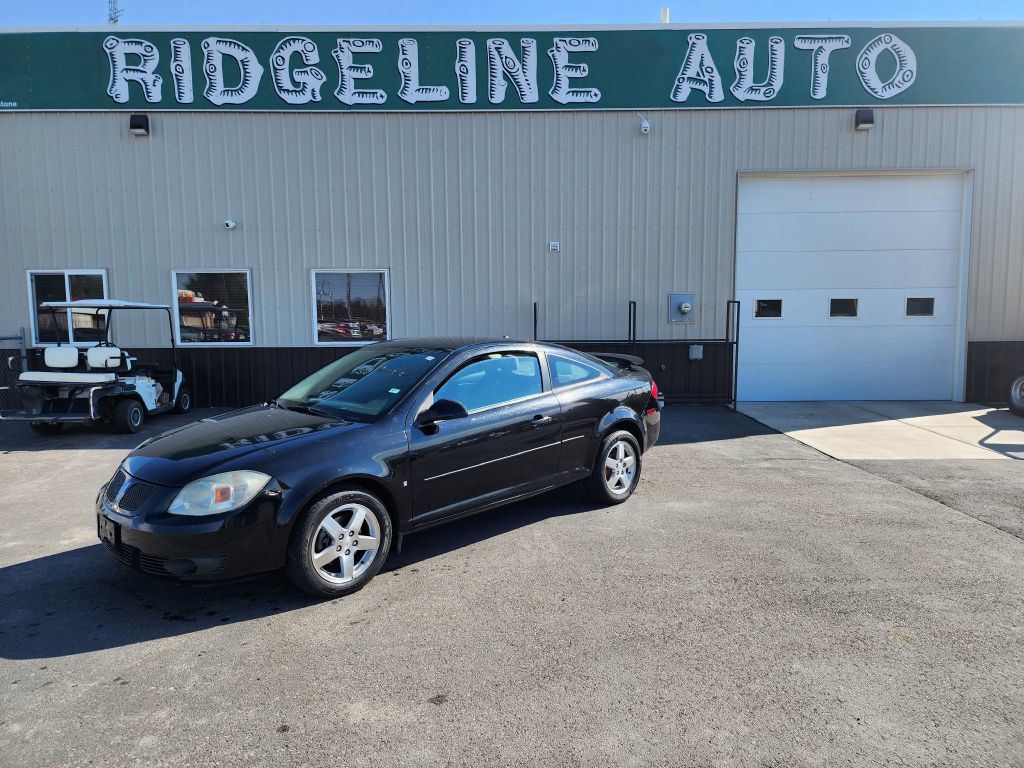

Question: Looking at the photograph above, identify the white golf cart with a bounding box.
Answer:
[0,300,192,435]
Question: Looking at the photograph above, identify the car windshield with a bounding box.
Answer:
[276,346,448,422]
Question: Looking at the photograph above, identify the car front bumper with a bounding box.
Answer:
[95,477,291,582]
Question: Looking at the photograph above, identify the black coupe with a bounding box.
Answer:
[96,339,662,597]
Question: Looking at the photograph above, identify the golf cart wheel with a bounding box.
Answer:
[1009,368,1024,417]
[30,422,63,436]
[286,486,393,599]
[174,388,193,414]
[581,429,642,505]
[112,399,145,434]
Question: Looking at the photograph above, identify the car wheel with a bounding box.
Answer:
[286,486,393,599]
[112,399,144,434]
[30,422,63,436]
[581,429,642,505]
[173,388,193,414]
[1009,368,1024,417]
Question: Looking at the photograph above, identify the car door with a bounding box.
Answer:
[547,353,616,477]
[408,349,562,523]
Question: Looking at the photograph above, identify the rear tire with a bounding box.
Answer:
[173,388,193,415]
[112,399,144,434]
[286,486,393,599]
[30,422,63,436]
[1009,368,1024,417]
[581,429,642,505]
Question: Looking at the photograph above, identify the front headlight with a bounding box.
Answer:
[167,471,272,516]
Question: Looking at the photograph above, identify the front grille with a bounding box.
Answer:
[101,537,138,567]
[117,482,155,512]
[102,539,227,578]
[105,469,127,503]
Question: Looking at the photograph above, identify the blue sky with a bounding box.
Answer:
[2,0,1022,26]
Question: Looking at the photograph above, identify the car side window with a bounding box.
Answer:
[549,355,604,389]
[435,353,543,412]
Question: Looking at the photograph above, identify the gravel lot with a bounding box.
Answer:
[1,406,1022,767]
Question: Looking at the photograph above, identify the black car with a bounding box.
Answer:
[96,339,662,598]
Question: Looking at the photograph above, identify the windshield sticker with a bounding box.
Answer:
[388,388,401,394]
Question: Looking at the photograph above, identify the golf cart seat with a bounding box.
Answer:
[16,345,116,385]
[18,371,116,384]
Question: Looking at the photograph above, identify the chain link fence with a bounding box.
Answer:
[0,329,27,413]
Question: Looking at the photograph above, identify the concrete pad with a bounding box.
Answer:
[738,401,1011,461]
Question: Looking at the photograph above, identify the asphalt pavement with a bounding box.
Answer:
[1,406,1022,767]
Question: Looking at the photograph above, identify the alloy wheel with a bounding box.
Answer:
[310,503,381,584]
[603,439,637,495]
[1012,376,1024,410]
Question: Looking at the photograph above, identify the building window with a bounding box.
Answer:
[906,297,935,317]
[829,298,859,318]
[27,270,108,345]
[312,270,389,345]
[754,299,782,318]
[172,270,253,345]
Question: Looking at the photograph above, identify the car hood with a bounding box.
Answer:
[122,405,359,486]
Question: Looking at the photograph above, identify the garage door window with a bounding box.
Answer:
[28,270,108,345]
[173,270,253,345]
[829,298,859,318]
[312,270,390,346]
[906,297,935,317]
[754,299,782,318]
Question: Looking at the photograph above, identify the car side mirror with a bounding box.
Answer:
[415,398,469,430]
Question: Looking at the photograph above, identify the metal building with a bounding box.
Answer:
[1,23,1022,406]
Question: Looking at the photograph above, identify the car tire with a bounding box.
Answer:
[112,399,145,434]
[30,422,63,436]
[173,388,193,414]
[581,429,642,505]
[1009,368,1024,417]
[286,486,393,599]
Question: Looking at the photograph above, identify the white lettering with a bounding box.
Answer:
[670,33,723,103]
[201,37,264,105]
[486,38,538,104]
[548,37,601,104]
[731,36,784,102]
[857,33,917,99]
[454,38,476,104]
[169,38,193,104]
[103,36,162,104]
[397,38,450,104]
[332,38,387,105]
[793,35,850,100]
[271,37,326,104]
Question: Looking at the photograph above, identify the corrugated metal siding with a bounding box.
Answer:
[1,106,1023,346]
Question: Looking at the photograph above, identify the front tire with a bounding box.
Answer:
[112,399,144,434]
[581,429,642,505]
[286,486,393,599]
[1009,368,1024,417]
[30,422,63,436]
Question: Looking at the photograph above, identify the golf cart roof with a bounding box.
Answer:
[41,299,170,310]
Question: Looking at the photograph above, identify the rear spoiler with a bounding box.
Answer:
[591,352,645,370]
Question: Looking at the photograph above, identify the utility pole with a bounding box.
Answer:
[107,0,125,25]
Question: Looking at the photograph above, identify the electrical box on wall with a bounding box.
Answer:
[668,293,696,324]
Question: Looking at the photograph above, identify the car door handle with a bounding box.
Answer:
[530,415,553,428]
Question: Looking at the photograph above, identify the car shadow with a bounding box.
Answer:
[0,486,593,660]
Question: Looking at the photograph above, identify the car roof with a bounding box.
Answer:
[374,337,536,353]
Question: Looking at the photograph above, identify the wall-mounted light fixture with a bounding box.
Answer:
[854,108,875,131]
[637,112,650,136]
[129,114,150,136]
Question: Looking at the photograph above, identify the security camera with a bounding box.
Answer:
[639,117,650,135]
[224,219,237,230]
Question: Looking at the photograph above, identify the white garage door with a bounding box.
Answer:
[736,174,965,401]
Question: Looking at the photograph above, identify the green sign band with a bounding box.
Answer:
[1,26,1023,111]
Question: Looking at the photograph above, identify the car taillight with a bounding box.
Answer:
[647,380,663,414]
